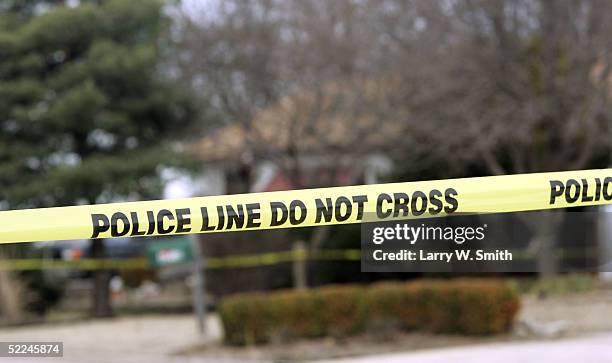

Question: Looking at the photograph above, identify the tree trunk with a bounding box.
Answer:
[532,227,558,277]
[521,211,565,278]
[306,225,333,287]
[91,239,113,317]
[0,269,24,323]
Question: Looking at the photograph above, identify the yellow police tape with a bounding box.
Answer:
[0,257,149,271]
[0,247,597,271]
[1,169,612,244]
[0,249,362,271]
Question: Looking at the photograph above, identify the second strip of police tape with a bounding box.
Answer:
[0,247,597,271]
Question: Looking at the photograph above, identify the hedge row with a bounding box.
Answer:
[219,279,520,345]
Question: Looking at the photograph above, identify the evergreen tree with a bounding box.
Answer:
[0,0,196,316]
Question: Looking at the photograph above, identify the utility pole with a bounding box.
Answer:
[292,240,307,289]
[190,235,206,334]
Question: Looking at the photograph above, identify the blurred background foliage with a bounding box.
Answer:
[1,0,612,324]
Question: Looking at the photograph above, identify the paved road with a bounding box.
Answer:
[318,333,612,363]
[3,315,612,363]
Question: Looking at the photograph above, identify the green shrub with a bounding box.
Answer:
[318,285,368,336]
[219,279,520,345]
[269,290,325,340]
[219,293,276,345]
[366,282,422,330]
[426,279,521,334]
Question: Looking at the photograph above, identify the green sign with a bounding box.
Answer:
[147,237,194,268]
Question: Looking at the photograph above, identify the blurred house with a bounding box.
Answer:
[192,80,398,195]
[187,80,398,295]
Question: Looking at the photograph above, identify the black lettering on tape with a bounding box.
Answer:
[289,200,307,225]
[335,196,352,222]
[157,209,175,234]
[111,212,130,237]
[176,208,191,233]
[226,204,245,229]
[549,180,564,204]
[411,191,428,216]
[428,189,443,214]
[565,179,580,203]
[270,202,288,226]
[444,188,459,213]
[352,195,368,220]
[581,179,594,202]
[245,203,261,228]
[200,207,215,231]
[393,193,409,217]
[146,211,156,234]
[130,212,146,236]
[315,198,333,223]
[376,193,392,219]
[604,177,612,201]
[91,214,110,238]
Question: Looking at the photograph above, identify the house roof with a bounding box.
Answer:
[192,78,407,163]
